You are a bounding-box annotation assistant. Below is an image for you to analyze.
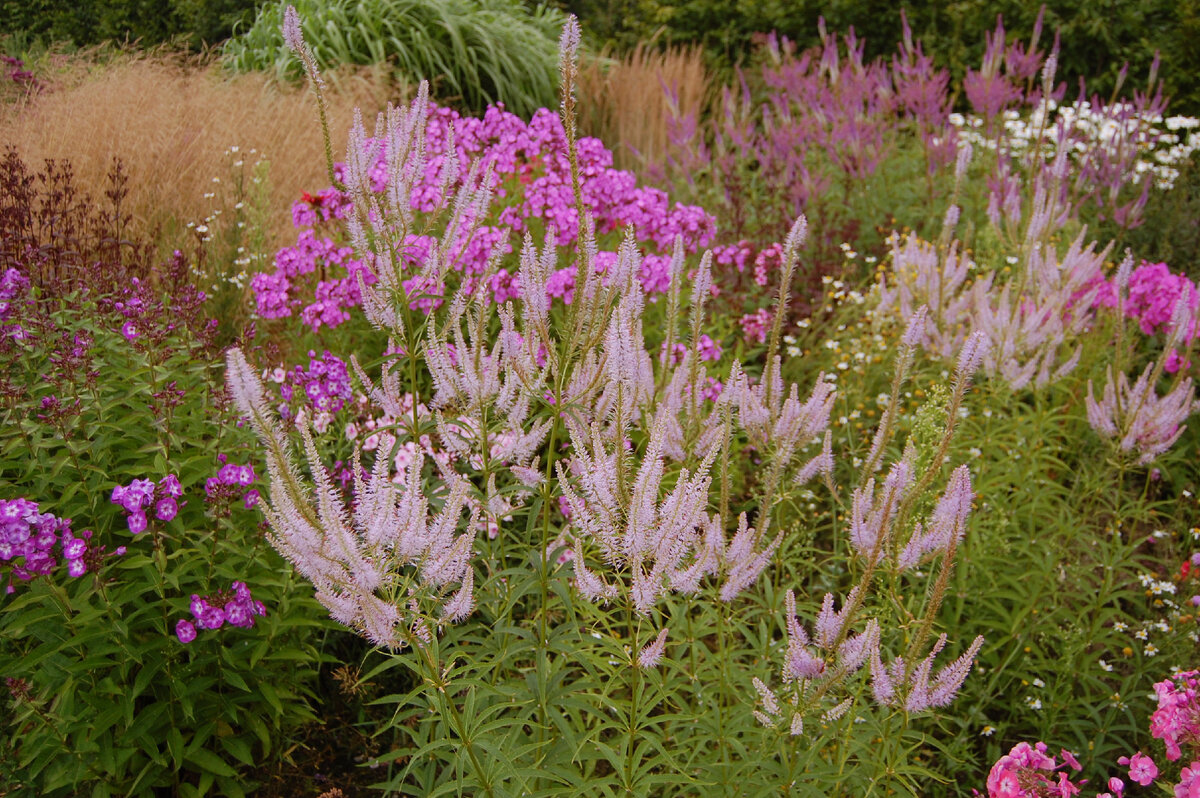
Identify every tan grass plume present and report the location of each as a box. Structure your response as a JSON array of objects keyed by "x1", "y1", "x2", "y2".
[
  {"x1": 0, "y1": 53, "x2": 400, "y2": 250},
  {"x1": 577, "y1": 43, "x2": 710, "y2": 172}
]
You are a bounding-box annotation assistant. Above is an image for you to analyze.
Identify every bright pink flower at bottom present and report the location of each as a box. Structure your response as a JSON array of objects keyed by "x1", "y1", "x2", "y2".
[
  {"x1": 1177, "y1": 763, "x2": 1200, "y2": 798},
  {"x1": 1120, "y1": 751, "x2": 1158, "y2": 786}
]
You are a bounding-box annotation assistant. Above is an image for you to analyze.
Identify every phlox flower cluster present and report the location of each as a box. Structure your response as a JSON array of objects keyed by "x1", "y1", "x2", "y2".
[
  {"x1": 250, "y1": 97, "x2": 716, "y2": 330},
  {"x1": 109, "y1": 264, "x2": 209, "y2": 349},
  {"x1": 111, "y1": 474, "x2": 183, "y2": 534},
  {"x1": 981, "y1": 671, "x2": 1200, "y2": 797},
  {"x1": 204, "y1": 455, "x2": 259, "y2": 513},
  {"x1": 1151, "y1": 671, "x2": 1200, "y2": 763},
  {"x1": 175, "y1": 580, "x2": 267, "y2": 644},
  {"x1": 740, "y1": 308, "x2": 773, "y2": 345},
  {"x1": 271, "y1": 349, "x2": 354, "y2": 428},
  {"x1": 660, "y1": 333, "x2": 723, "y2": 366},
  {"x1": 981, "y1": 742, "x2": 1085, "y2": 798},
  {"x1": 1, "y1": 498, "x2": 117, "y2": 592},
  {"x1": 1087, "y1": 261, "x2": 1198, "y2": 373}
]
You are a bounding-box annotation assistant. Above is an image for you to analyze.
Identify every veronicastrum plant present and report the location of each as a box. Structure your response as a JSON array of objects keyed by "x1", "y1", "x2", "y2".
[{"x1": 227, "y1": 9, "x2": 997, "y2": 795}]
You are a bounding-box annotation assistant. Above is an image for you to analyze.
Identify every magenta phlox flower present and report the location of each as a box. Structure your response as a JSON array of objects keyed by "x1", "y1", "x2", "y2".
[
  {"x1": 126, "y1": 510, "x2": 147, "y2": 535},
  {"x1": 1151, "y1": 671, "x2": 1200, "y2": 762},
  {"x1": 1177, "y1": 763, "x2": 1200, "y2": 797},
  {"x1": 175, "y1": 619, "x2": 197, "y2": 644},
  {"x1": 985, "y1": 741, "x2": 1084, "y2": 798},
  {"x1": 1117, "y1": 751, "x2": 1159, "y2": 786},
  {"x1": 154, "y1": 497, "x2": 178, "y2": 522},
  {"x1": 0, "y1": 499, "x2": 94, "y2": 589}
]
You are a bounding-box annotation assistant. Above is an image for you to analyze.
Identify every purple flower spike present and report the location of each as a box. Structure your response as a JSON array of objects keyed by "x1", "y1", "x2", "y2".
[{"x1": 176, "y1": 619, "x2": 197, "y2": 644}]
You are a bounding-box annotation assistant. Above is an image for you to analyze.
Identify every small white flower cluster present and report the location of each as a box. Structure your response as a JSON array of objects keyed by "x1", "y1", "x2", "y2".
[{"x1": 949, "y1": 102, "x2": 1200, "y2": 191}]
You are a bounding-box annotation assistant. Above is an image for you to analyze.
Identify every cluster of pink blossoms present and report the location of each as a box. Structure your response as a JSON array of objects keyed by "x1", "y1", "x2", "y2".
[
  {"x1": 251, "y1": 102, "x2": 716, "y2": 330},
  {"x1": 1090, "y1": 261, "x2": 1198, "y2": 372},
  {"x1": 204, "y1": 455, "x2": 259, "y2": 513},
  {"x1": 1, "y1": 498, "x2": 122, "y2": 592},
  {"x1": 110, "y1": 475, "x2": 183, "y2": 533},
  {"x1": 981, "y1": 670, "x2": 1200, "y2": 797},
  {"x1": 175, "y1": 581, "x2": 267, "y2": 644}
]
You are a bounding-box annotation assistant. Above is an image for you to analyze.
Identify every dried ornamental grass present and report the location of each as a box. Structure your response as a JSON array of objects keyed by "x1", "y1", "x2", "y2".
[
  {"x1": 577, "y1": 42, "x2": 710, "y2": 171},
  {"x1": 0, "y1": 54, "x2": 399, "y2": 249}
]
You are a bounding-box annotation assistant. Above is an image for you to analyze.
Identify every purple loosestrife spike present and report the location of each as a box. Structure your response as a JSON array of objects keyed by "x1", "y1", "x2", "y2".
[{"x1": 637, "y1": 627, "x2": 669, "y2": 669}]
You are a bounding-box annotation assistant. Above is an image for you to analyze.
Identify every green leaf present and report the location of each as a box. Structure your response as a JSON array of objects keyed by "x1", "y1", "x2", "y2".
[{"x1": 185, "y1": 746, "x2": 237, "y2": 779}]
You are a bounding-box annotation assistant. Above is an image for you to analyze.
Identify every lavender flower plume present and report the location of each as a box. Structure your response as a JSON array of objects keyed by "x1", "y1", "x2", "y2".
[
  {"x1": 783, "y1": 214, "x2": 809, "y2": 257},
  {"x1": 901, "y1": 306, "x2": 930, "y2": 349},
  {"x1": 281, "y1": 5, "x2": 304, "y2": 53},
  {"x1": 870, "y1": 634, "x2": 985, "y2": 711},
  {"x1": 898, "y1": 465, "x2": 973, "y2": 570},
  {"x1": 954, "y1": 331, "x2": 989, "y2": 380},
  {"x1": 1086, "y1": 365, "x2": 1196, "y2": 464},
  {"x1": 848, "y1": 459, "x2": 912, "y2": 563},
  {"x1": 954, "y1": 142, "x2": 973, "y2": 181},
  {"x1": 558, "y1": 16, "x2": 582, "y2": 75},
  {"x1": 718, "y1": 513, "x2": 782, "y2": 602},
  {"x1": 637, "y1": 627, "x2": 669, "y2": 669}
]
